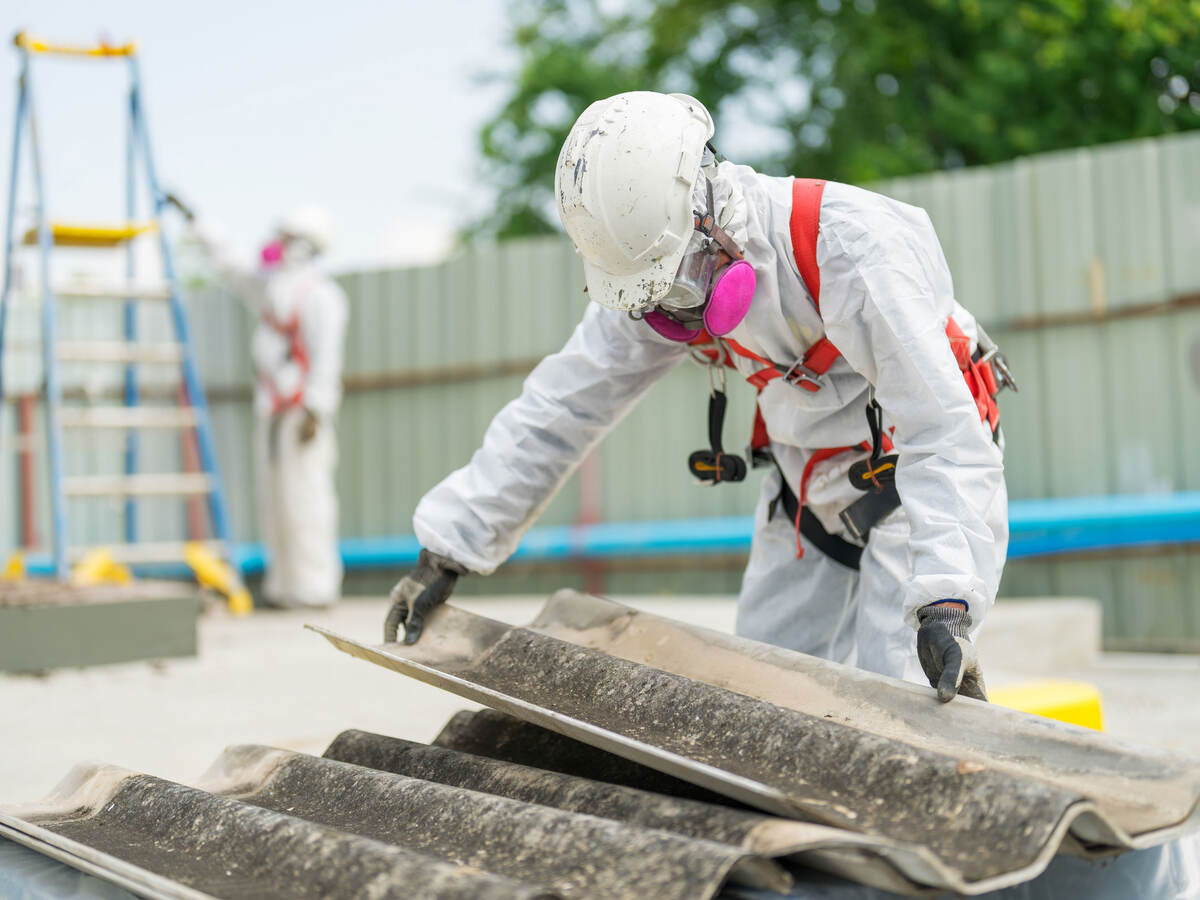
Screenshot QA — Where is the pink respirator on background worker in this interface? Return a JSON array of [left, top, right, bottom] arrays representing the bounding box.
[[642, 175, 756, 342], [260, 239, 286, 268]]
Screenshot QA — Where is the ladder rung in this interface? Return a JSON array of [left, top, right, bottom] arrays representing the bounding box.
[[23, 222, 156, 248], [57, 341, 183, 364], [54, 282, 172, 301], [64, 473, 214, 497], [67, 541, 224, 565], [59, 407, 198, 429]]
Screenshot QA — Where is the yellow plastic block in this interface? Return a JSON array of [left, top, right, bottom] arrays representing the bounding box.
[[23, 222, 156, 248], [70, 549, 133, 587], [2, 552, 25, 581], [184, 542, 252, 617], [13, 32, 136, 58], [990, 680, 1104, 731]]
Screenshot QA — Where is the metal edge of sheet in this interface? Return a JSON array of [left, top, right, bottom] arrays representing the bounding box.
[[307, 625, 798, 817], [309, 624, 1112, 896], [527, 591, 1200, 847], [0, 812, 213, 900]]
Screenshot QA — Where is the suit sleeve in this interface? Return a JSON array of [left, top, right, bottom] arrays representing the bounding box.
[[413, 303, 689, 574], [818, 202, 1006, 628], [189, 221, 270, 313]]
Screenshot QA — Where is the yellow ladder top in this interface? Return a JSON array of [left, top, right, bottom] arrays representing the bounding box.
[[13, 31, 136, 58]]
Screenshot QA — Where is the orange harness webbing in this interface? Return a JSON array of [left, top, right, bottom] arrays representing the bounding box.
[[260, 310, 310, 415]]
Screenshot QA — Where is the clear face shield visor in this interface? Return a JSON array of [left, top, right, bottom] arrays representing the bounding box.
[[658, 230, 720, 319]]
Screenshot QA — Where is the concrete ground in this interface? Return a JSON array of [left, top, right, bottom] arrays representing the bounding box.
[[3, 594, 1200, 806]]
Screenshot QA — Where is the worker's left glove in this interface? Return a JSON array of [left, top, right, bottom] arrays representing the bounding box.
[[383, 549, 468, 645], [917, 602, 988, 703], [298, 408, 319, 443]]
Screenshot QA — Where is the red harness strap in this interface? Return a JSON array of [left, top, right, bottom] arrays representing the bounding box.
[[791, 178, 825, 305], [945, 317, 1000, 433], [260, 310, 310, 415]]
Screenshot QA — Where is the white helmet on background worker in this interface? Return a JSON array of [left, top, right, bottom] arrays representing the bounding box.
[[277, 205, 335, 255], [555, 91, 715, 312]]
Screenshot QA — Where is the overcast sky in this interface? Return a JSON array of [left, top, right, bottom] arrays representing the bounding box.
[[2, 1, 513, 273]]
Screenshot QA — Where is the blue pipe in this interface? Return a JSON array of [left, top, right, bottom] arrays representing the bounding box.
[[23, 491, 1200, 579], [1007, 492, 1200, 530]]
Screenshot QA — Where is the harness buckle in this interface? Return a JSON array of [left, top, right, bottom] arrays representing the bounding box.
[[988, 350, 1019, 393], [707, 361, 727, 395], [780, 360, 823, 390], [974, 322, 1019, 393]]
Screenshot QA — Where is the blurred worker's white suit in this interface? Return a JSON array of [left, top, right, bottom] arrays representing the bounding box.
[[197, 207, 348, 608]]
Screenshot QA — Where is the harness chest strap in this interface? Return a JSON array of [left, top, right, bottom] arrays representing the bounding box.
[[260, 309, 310, 414]]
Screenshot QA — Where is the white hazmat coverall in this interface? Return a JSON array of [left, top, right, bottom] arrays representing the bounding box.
[[414, 162, 1008, 684], [200, 238, 348, 608]]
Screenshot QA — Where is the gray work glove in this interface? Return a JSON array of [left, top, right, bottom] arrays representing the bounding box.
[[916, 602, 988, 703], [383, 549, 468, 645]]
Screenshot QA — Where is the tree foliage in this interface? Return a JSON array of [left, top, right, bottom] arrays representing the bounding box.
[[476, 0, 1200, 237]]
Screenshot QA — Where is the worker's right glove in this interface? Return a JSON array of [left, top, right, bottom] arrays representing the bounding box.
[[916, 602, 988, 703], [383, 549, 468, 645]]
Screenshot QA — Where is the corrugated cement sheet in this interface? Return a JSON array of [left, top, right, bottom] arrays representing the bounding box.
[[0, 737, 815, 898], [312, 592, 1200, 895]]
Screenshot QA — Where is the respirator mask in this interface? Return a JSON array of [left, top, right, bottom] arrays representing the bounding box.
[[641, 169, 756, 342], [260, 233, 318, 270], [260, 239, 285, 268]]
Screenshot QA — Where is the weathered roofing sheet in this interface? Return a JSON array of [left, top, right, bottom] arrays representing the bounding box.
[[311, 592, 1200, 895], [2, 764, 558, 900], [325, 729, 934, 896], [528, 591, 1200, 839], [1, 739, 792, 900]]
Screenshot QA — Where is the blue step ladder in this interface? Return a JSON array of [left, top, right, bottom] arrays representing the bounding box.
[[0, 32, 249, 612]]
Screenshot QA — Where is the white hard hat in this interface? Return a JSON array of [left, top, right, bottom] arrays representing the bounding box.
[[555, 91, 715, 311], [277, 205, 334, 254]]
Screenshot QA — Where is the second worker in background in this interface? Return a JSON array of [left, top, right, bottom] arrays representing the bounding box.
[[192, 206, 348, 609]]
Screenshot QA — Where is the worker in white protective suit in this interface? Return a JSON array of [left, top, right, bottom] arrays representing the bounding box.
[[384, 91, 1013, 702], [190, 205, 348, 609]]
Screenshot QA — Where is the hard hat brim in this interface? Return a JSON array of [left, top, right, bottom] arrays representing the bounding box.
[[581, 239, 691, 312]]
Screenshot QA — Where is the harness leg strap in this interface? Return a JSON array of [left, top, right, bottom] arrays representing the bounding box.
[[839, 481, 901, 544], [774, 475, 870, 571]]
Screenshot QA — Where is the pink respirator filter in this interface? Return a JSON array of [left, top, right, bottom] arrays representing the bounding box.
[[703, 260, 756, 336]]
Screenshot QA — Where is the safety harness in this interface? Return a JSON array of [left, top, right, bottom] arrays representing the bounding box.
[[259, 309, 310, 414], [687, 178, 1012, 569]]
